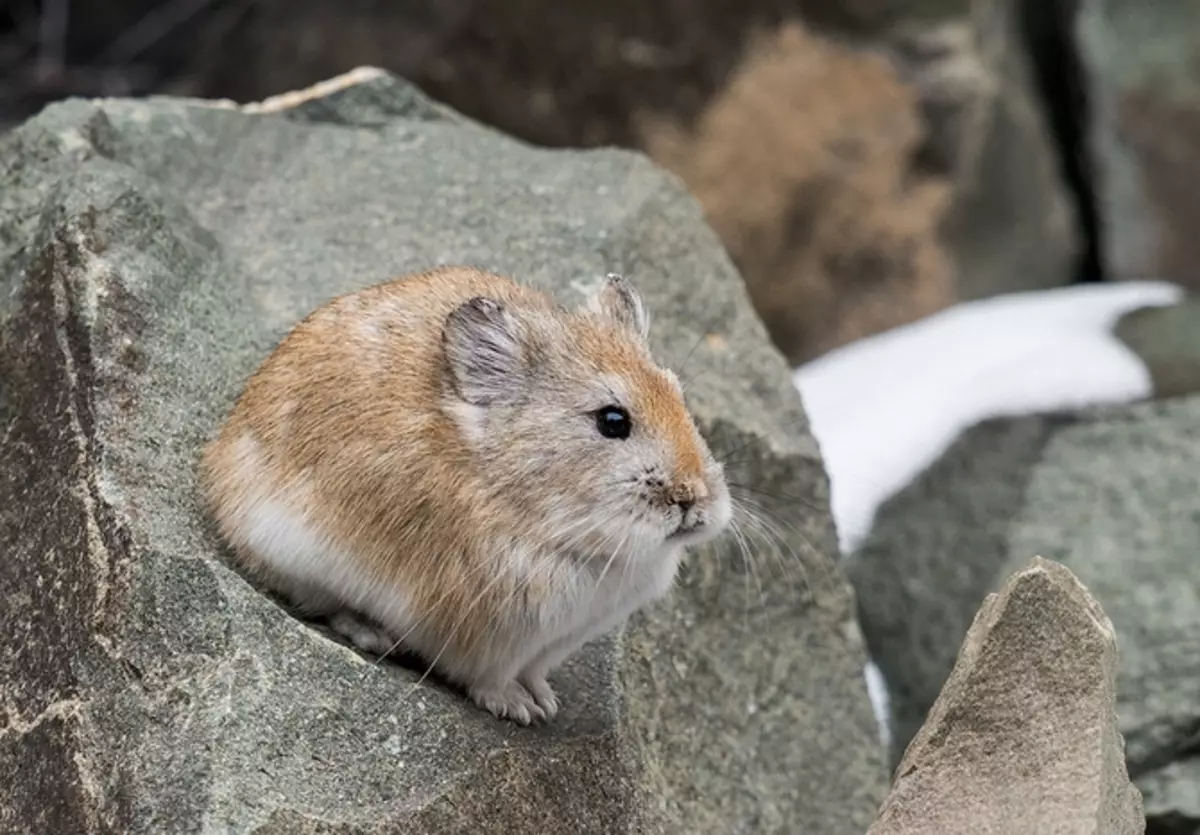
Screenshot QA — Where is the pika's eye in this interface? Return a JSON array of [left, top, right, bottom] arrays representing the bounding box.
[[595, 405, 632, 439]]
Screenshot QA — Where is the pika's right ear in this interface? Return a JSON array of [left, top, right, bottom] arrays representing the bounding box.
[[585, 273, 650, 343], [442, 297, 526, 406]]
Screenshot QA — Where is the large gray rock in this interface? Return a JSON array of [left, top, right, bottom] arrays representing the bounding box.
[[0, 70, 887, 833], [868, 557, 1144, 835], [850, 395, 1200, 831], [1075, 0, 1200, 289]]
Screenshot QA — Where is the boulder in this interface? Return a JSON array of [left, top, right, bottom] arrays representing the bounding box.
[[0, 70, 887, 833], [849, 394, 1200, 832], [1075, 0, 1200, 289], [868, 557, 1144, 835]]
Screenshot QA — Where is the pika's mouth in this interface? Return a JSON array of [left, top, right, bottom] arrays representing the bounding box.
[[666, 521, 703, 542]]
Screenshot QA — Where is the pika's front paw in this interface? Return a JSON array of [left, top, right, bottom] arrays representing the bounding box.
[[518, 672, 560, 719], [328, 611, 400, 657], [470, 680, 547, 725]]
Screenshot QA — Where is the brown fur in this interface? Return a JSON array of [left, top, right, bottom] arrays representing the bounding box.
[[205, 270, 539, 649]]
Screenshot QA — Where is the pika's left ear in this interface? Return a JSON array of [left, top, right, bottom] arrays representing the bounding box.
[[585, 273, 649, 342]]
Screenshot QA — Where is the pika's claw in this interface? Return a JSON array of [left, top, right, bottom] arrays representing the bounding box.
[[518, 672, 560, 719], [470, 680, 547, 725]]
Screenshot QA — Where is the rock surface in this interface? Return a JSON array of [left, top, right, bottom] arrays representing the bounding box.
[[0, 70, 887, 833], [921, 0, 1081, 304], [1114, 295, 1200, 398], [1138, 758, 1200, 834], [847, 414, 1070, 750], [850, 395, 1200, 831], [1075, 0, 1200, 289], [868, 556, 1144, 835]]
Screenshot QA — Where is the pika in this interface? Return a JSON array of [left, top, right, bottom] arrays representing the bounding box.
[[199, 266, 732, 723]]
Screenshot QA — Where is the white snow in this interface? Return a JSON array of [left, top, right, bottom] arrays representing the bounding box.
[[792, 280, 1185, 558], [862, 660, 893, 752], [790, 280, 1186, 751]]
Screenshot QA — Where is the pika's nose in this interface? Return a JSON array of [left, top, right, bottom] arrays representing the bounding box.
[[670, 479, 708, 512]]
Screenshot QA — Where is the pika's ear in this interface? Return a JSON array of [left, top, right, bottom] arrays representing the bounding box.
[[585, 273, 649, 342], [442, 297, 526, 406]]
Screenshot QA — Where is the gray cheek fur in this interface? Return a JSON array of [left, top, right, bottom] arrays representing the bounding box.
[[465, 401, 678, 542], [446, 329, 719, 552]]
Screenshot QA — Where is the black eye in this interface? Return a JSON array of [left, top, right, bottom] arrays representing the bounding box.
[[595, 405, 632, 439]]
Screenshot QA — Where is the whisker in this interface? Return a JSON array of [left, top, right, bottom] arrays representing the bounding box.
[[731, 502, 783, 581], [725, 481, 851, 588], [592, 527, 630, 594], [713, 413, 817, 464], [733, 513, 765, 599], [672, 329, 710, 384], [612, 510, 657, 606], [734, 495, 834, 593], [727, 516, 757, 627], [732, 500, 785, 578], [727, 480, 829, 514]]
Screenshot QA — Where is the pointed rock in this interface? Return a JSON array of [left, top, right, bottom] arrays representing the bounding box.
[[869, 556, 1144, 835]]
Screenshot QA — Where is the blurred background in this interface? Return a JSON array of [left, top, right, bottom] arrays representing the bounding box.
[[7, 0, 1190, 367]]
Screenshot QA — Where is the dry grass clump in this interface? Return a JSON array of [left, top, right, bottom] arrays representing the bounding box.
[[642, 21, 955, 364]]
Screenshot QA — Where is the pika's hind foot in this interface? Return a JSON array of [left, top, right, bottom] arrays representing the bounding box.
[[470, 680, 547, 725], [328, 611, 400, 657], [518, 672, 560, 719]]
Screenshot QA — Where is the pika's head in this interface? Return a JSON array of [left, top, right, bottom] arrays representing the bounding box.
[[441, 274, 732, 560]]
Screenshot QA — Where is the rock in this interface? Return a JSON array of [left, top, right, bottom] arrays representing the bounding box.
[[1138, 758, 1200, 835], [868, 557, 1145, 835], [1113, 296, 1200, 398], [0, 70, 887, 833], [1075, 0, 1200, 289], [847, 415, 1070, 751], [850, 395, 1200, 831]]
